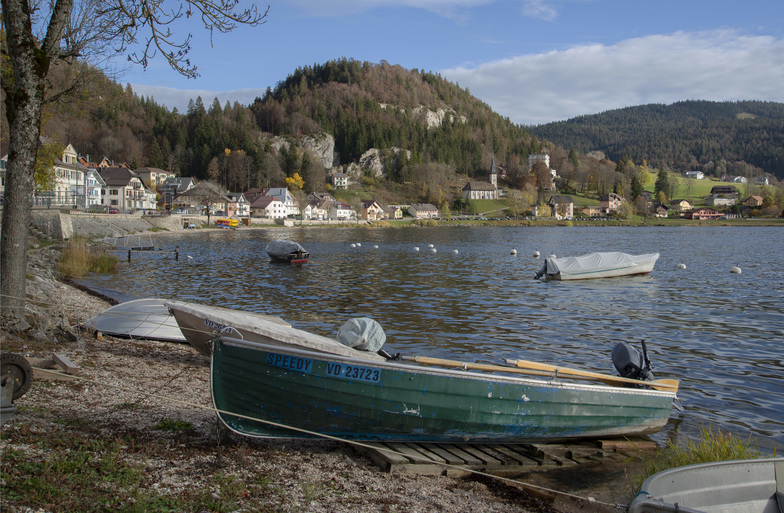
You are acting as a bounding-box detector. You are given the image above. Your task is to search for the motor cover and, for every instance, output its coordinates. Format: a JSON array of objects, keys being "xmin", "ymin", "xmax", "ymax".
[{"xmin": 612, "ymin": 342, "xmax": 646, "ymax": 379}]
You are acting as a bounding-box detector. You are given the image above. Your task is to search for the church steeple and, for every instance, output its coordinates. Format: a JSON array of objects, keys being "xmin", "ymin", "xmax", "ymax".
[{"xmin": 490, "ymin": 156, "xmax": 497, "ymax": 187}]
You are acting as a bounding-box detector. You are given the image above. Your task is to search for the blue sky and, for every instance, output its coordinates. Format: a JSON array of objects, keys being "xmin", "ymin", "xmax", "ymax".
[{"xmin": 124, "ymin": 0, "xmax": 784, "ymax": 125}]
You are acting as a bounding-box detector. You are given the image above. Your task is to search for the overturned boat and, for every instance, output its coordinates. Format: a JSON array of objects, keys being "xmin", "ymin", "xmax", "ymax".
[
  {"xmin": 265, "ymin": 240, "xmax": 309, "ymax": 264},
  {"xmin": 86, "ymin": 298, "xmax": 186, "ymax": 343},
  {"xmin": 534, "ymin": 251, "xmax": 660, "ymax": 281}
]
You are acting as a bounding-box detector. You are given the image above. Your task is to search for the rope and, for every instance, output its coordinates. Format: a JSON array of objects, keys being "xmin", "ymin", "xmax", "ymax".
[{"xmin": 29, "ymin": 365, "xmax": 621, "ymax": 510}]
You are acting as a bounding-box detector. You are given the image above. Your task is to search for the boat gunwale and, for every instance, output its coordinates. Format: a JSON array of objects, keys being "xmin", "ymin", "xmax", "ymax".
[{"xmin": 214, "ymin": 335, "xmax": 677, "ymax": 398}]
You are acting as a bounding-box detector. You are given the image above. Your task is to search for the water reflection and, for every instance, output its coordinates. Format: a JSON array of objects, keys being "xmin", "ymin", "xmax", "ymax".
[{"xmin": 82, "ymin": 226, "xmax": 784, "ymax": 450}]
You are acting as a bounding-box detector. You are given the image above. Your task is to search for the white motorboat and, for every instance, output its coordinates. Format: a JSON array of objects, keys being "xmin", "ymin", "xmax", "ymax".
[{"xmin": 534, "ymin": 251, "xmax": 660, "ymax": 281}]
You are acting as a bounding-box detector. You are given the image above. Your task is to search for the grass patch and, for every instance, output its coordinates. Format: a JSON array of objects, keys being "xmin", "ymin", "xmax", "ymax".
[
  {"xmin": 58, "ymin": 239, "xmax": 118, "ymax": 278},
  {"xmin": 631, "ymin": 425, "xmax": 763, "ymax": 494}
]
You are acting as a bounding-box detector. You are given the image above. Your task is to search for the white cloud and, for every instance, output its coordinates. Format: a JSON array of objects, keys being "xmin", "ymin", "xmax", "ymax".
[{"xmin": 441, "ymin": 30, "xmax": 784, "ymax": 125}]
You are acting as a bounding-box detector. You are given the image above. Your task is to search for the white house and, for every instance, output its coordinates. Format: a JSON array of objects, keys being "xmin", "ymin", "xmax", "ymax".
[
  {"xmin": 52, "ymin": 143, "xmax": 89, "ymax": 207},
  {"xmin": 328, "ymin": 201, "xmax": 355, "ymax": 220},
  {"xmin": 250, "ymin": 195, "xmax": 287, "ymax": 218},
  {"xmin": 85, "ymin": 169, "xmax": 105, "ymax": 208},
  {"xmin": 265, "ymin": 187, "xmax": 300, "ymax": 217},
  {"xmin": 331, "ymin": 172, "xmax": 349, "ymax": 189}
]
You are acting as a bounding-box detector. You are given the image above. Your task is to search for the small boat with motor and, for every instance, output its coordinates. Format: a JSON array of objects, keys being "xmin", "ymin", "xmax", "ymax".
[
  {"xmin": 265, "ymin": 240, "xmax": 309, "ymax": 264},
  {"xmin": 174, "ymin": 299, "xmax": 681, "ymax": 442},
  {"xmin": 629, "ymin": 457, "xmax": 784, "ymax": 513},
  {"xmin": 534, "ymin": 251, "xmax": 659, "ymax": 281}
]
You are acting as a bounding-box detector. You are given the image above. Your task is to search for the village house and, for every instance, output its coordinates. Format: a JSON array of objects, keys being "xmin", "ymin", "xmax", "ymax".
[
  {"xmin": 651, "ymin": 203, "xmax": 670, "ymax": 218},
  {"xmin": 84, "ymin": 169, "xmax": 106, "ymax": 209},
  {"xmin": 160, "ymin": 177, "xmax": 197, "ymax": 210},
  {"xmin": 265, "ymin": 187, "xmax": 300, "ymax": 217},
  {"xmin": 686, "ymin": 207, "xmax": 724, "ymax": 220},
  {"xmin": 707, "ymin": 185, "xmax": 739, "ymax": 207},
  {"xmin": 249, "ymin": 195, "xmax": 287, "ymax": 218},
  {"xmin": 670, "ymin": 199, "xmax": 692, "ymax": 213},
  {"xmin": 135, "ymin": 167, "xmax": 177, "ymax": 191},
  {"xmin": 683, "ymin": 171, "xmax": 705, "ymax": 180},
  {"xmin": 548, "ymin": 195, "xmax": 574, "ymax": 220},
  {"xmin": 99, "ymin": 167, "xmax": 150, "ymax": 212},
  {"xmin": 741, "ymin": 196, "xmax": 763, "ymax": 208},
  {"xmin": 360, "ymin": 200, "xmax": 384, "ymax": 221},
  {"xmin": 329, "ymin": 201, "xmax": 355, "ymax": 220},
  {"xmin": 50, "ymin": 143, "xmax": 90, "ymax": 207},
  {"xmin": 408, "ymin": 203, "xmax": 439, "ymax": 219},
  {"xmin": 599, "ymin": 192, "xmax": 624, "ymax": 213},
  {"xmin": 386, "ymin": 205, "xmax": 403, "ymax": 220},
  {"xmin": 331, "ymin": 172, "xmax": 349, "ymax": 189},
  {"xmin": 226, "ymin": 193, "xmax": 250, "ymax": 217},
  {"xmin": 581, "ymin": 205, "xmax": 603, "ymax": 218}
]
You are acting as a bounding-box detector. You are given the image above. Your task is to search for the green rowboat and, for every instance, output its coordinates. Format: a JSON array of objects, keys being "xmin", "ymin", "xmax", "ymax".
[{"xmin": 211, "ymin": 336, "xmax": 678, "ymax": 443}]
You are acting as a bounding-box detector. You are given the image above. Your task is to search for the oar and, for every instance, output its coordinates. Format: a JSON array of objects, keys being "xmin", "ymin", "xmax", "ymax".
[
  {"xmin": 505, "ymin": 358, "xmax": 679, "ymax": 393},
  {"xmin": 401, "ymin": 355, "xmax": 679, "ymax": 393},
  {"xmin": 401, "ymin": 355, "xmax": 554, "ymax": 378}
]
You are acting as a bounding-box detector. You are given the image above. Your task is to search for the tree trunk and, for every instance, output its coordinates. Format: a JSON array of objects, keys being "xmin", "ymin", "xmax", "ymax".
[{"xmin": 0, "ymin": 0, "xmax": 62, "ymax": 319}]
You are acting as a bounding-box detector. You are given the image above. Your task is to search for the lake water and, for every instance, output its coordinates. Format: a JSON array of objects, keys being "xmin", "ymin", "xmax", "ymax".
[{"xmin": 81, "ymin": 226, "xmax": 784, "ymax": 451}]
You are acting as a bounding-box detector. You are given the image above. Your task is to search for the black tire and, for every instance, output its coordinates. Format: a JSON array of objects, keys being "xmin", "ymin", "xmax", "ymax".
[{"xmin": 1, "ymin": 353, "xmax": 33, "ymax": 401}]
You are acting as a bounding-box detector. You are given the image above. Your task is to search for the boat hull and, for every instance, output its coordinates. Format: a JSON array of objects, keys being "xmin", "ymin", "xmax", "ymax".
[
  {"xmin": 211, "ymin": 337, "xmax": 676, "ymax": 443},
  {"xmin": 630, "ymin": 457, "xmax": 784, "ymax": 513},
  {"xmin": 87, "ymin": 298, "xmax": 186, "ymax": 343}
]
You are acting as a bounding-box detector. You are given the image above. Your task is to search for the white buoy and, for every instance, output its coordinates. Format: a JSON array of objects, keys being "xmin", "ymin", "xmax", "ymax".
[
  {"xmin": 414, "ymin": 247, "xmax": 420, "ymax": 252},
  {"xmin": 452, "ymin": 249, "xmax": 459, "ymax": 254},
  {"xmin": 356, "ymin": 242, "xmax": 361, "ymax": 247},
  {"xmin": 676, "ymin": 263, "xmax": 686, "ymax": 270},
  {"xmin": 533, "ymin": 251, "xmax": 540, "ymax": 258},
  {"xmin": 428, "ymin": 243, "xmax": 434, "ymax": 248},
  {"xmin": 549, "ymin": 254, "xmax": 557, "ymax": 259},
  {"xmin": 731, "ymin": 266, "xmax": 742, "ymax": 274},
  {"xmin": 430, "ymin": 248, "xmax": 437, "ymax": 253},
  {"xmin": 510, "ymin": 249, "xmax": 517, "ymax": 255},
  {"xmin": 350, "ymin": 243, "xmax": 356, "ymax": 248},
  {"xmin": 373, "ymin": 245, "xmax": 379, "ymax": 249}
]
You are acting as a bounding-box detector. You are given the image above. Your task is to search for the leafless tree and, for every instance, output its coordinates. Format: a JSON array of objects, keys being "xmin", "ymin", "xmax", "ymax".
[{"xmin": 1, "ymin": 0, "xmax": 268, "ymax": 317}]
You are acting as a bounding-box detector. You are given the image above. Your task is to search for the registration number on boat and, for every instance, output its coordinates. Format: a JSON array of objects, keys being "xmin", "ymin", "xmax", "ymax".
[{"xmin": 325, "ymin": 363, "xmax": 380, "ymax": 383}]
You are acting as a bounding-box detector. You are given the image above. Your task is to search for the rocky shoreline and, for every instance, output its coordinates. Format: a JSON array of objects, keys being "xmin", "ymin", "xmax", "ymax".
[{"xmin": 1, "ymin": 246, "xmax": 629, "ymax": 512}]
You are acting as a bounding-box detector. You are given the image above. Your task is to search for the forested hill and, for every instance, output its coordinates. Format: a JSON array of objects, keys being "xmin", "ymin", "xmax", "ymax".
[
  {"xmin": 529, "ymin": 100, "xmax": 784, "ymax": 180},
  {"xmin": 33, "ymin": 58, "xmax": 543, "ymax": 196}
]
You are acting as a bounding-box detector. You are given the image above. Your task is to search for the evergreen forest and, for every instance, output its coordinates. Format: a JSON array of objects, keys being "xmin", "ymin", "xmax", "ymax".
[{"xmin": 529, "ymin": 101, "xmax": 784, "ymax": 181}]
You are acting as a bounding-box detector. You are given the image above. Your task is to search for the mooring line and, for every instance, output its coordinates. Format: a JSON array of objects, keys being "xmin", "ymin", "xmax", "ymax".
[{"xmin": 27, "ymin": 366, "xmax": 622, "ymax": 510}]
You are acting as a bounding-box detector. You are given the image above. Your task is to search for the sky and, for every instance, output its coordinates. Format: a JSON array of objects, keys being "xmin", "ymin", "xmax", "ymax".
[{"xmin": 122, "ymin": 0, "xmax": 784, "ymax": 126}]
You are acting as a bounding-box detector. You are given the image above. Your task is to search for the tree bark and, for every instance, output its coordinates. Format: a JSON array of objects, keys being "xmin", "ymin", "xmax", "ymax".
[{"xmin": 1, "ymin": 0, "xmax": 73, "ymax": 319}]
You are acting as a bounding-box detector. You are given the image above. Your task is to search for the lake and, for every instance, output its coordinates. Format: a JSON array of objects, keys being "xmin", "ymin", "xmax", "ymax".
[{"xmin": 81, "ymin": 225, "xmax": 784, "ymax": 451}]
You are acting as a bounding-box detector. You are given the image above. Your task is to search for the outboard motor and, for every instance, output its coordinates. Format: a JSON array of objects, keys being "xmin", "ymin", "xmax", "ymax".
[{"xmin": 612, "ymin": 340, "xmax": 654, "ymax": 382}]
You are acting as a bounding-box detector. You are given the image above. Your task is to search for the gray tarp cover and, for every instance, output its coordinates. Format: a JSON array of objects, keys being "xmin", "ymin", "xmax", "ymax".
[
  {"xmin": 336, "ymin": 318, "xmax": 386, "ymax": 352},
  {"xmin": 265, "ymin": 240, "xmax": 306, "ymax": 257},
  {"xmin": 546, "ymin": 251, "xmax": 659, "ymax": 274}
]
